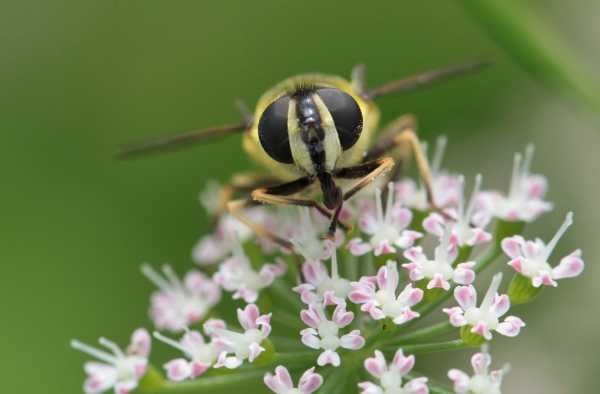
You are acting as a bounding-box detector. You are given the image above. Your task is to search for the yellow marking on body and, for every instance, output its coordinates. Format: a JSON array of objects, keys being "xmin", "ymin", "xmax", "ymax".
[
  {"xmin": 310, "ymin": 93, "xmax": 342, "ymax": 172},
  {"xmin": 287, "ymin": 99, "xmax": 314, "ymax": 175}
]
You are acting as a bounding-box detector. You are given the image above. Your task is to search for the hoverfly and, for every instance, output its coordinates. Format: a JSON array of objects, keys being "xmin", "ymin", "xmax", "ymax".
[{"xmin": 118, "ymin": 61, "xmax": 488, "ymax": 249}]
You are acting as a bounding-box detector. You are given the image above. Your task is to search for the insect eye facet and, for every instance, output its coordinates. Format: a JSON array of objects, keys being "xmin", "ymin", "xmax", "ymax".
[
  {"xmin": 258, "ymin": 95, "xmax": 293, "ymax": 164},
  {"xmin": 316, "ymin": 87, "xmax": 363, "ymax": 150}
]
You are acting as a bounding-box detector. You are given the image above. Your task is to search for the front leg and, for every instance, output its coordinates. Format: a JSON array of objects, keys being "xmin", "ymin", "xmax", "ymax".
[
  {"xmin": 364, "ymin": 119, "xmax": 434, "ymax": 207},
  {"xmin": 327, "ymin": 157, "xmax": 395, "ymax": 235}
]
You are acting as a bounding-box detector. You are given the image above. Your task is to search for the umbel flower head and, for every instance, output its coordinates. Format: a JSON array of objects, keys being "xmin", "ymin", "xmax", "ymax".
[
  {"xmin": 211, "ymin": 303, "xmax": 272, "ymax": 368},
  {"xmin": 423, "ymin": 174, "xmax": 492, "ymax": 247},
  {"xmin": 350, "ymin": 260, "xmax": 423, "ymax": 324},
  {"xmin": 295, "ymin": 252, "xmax": 351, "ymax": 305},
  {"xmin": 71, "ymin": 137, "xmax": 586, "ymax": 393},
  {"xmin": 359, "ymin": 348, "xmax": 428, "ymax": 394},
  {"xmin": 152, "ymin": 322, "xmax": 224, "ymax": 381},
  {"xmin": 213, "ymin": 239, "xmax": 286, "ymax": 303},
  {"xmin": 395, "ymin": 135, "xmax": 462, "ymax": 210},
  {"xmin": 444, "ymin": 273, "xmax": 525, "ymax": 340},
  {"xmin": 480, "ymin": 144, "xmax": 552, "ymax": 222},
  {"xmin": 300, "ymin": 300, "xmax": 365, "ymax": 366},
  {"xmin": 70, "ymin": 328, "xmax": 151, "ymax": 394},
  {"xmin": 264, "ymin": 366, "xmax": 323, "ymax": 394},
  {"xmin": 502, "ymin": 212, "xmax": 584, "ymax": 288},
  {"xmin": 348, "ymin": 182, "xmax": 422, "ymax": 256},
  {"xmin": 403, "ymin": 229, "xmax": 476, "ymax": 291},
  {"xmin": 448, "ymin": 345, "xmax": 509, "ymax": 394},
  {"xmin": 141, "ymin": 264, "xmax": 221, "ymax": 332}
]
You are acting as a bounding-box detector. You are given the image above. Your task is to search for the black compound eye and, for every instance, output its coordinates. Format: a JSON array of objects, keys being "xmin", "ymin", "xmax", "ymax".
[
  {"xmin": 316, "ymin": 87, "xmax": 363, "ymax": 150},
  {"xmin": 258, "ymin": 95, "xmax": 293, "ymax": 164}
]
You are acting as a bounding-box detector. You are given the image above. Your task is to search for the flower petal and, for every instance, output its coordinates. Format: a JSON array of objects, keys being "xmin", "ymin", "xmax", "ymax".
[
  {"xmin": 552, "ymin": 250, "xmax": 584, "ymax": 280},
  {"xmin": 317, "ymin": 350, "xmax": 341, "ymax": 367},
  {"xmin": 298, "ymin": 367, "xmax": 324, "ymax": 394},
  {"xmin": 164, "ymin": 359, "xmax": 192, "ymax": 381},
  {"xmin": 454, "ymin": 285, "xmax": 477, "ymax": 310},
  {"xmin": 340, "ymin": 330, "xmax": 365, "ymax": 350}
]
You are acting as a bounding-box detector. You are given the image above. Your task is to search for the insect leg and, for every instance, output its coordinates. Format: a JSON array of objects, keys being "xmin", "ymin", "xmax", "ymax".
[
  {"xmin": 363, "ymin": 121, "xmax": 434, "ymax": 207},
  {"xmin": 227, "ymin": 176, "xmax": 344, "ymax": 249},
  {"xmin": 214, "ymin": 172, "xmax": 280, "ymax": 218},
  {"xmin": 226, "ymin": 198, "xmax": 294, "ymax": 250},
  {"xmin": 327, "ymin": 157, "xmax": 395, "ymax": 235},
  {"xmin": 251, "ymin": 177, "xmax": 352, "ymax": 232}
]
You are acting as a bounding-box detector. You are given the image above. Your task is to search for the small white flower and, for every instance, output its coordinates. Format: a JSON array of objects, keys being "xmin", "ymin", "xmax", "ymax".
[
  {"xmin": 288, "ymin": 207, "xmax": 342, "ymax": 260},
  {"xmin": 213, "ymin": 240, "xmax": 286, "ymax": 303},
  {"xmin": 359, "ymin": 348, "xmax": 429, "ymax": 394},
  {"xmin": 192, "ymin": 209, "xmax": 274, "ymax": 265},
  {"xmin": 348, "ymin": 183, "xmax": 421, "ymax": 256},
  {"xmin": 211, "ymin": 304, "xmax": 272, "ymax": 369},
  {"xmin": 349, "ymin": 261, "xmax": 423, "ymax": 324},
  {"xmin": 395, "ymin": 135, "xmax": 462, "ymax": 211},
  {"xmin": 71, "ymin": 328, "xmax": 151, "ymax": 394},
  {"xmin": 403, "ymin": 230, "xmax": 476, "ymax": 291},
  {"xmin": 264, "ymin": 366, "xmax": 324, "ymax": 394},
  {"xmin": 448, "ymin": 346, "xmax": 509, "ymax": 394},
  {"xmin": 198, "ymin": 180, "xmax": 224, "ymax": 215},
  {"xmin": 153, "ymin": 322, "xmax": 224, "ymax": 381},
  {"xmin": 294, "ymin": 252, "xmax": 351, "ymax": 305},
  {"xmin": 423, "ymin": 174, "xmax": 492, "ymax": 247},
  {"xmin": 141, "ymin": 264, "xmax": 221, "ymax": 332},
  {"xmin": 479, "ymin": 144, "xmax": 552, "ymax": 222},
  {"xmin": 443, "ymin": 273, "xmax": 525, "ymax": 340},
  {"xmin": 300, "ymin": 301, "xmax": 364, "ymax": 367},
  {"xmin": 502, "ymin": 212, "xmax": 584, "ymax": 287}
]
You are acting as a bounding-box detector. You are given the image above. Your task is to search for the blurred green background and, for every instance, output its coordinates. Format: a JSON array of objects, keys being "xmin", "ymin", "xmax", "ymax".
[{"xmin": 2, "ymin": 1, "xmax": 598, "ymax": 393}]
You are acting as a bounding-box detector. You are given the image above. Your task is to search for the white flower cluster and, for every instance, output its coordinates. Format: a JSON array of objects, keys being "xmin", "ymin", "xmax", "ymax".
[{"xmin": 71, "ymin": 141, "xmax": 584, "ymax": 394}]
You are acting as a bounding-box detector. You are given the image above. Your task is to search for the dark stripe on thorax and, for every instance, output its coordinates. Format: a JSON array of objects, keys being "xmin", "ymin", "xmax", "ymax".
[{"xmin": 294, "ymin": 91, "xmax": 326, "ymax": 173}]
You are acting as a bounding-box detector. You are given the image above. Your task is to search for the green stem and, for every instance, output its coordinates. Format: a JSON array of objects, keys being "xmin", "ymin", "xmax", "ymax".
[
  {"xmin": 269, "ymin": 280, "xmax": 304, "ymax": 311},
  {"xmin": 474, "ymin": 244, "xmax": 502, "ymax": 273},
  {"xmin": 270, "ymin": 335, "xmax": 305, "ymax": 352},
  {"xmin": 344, "ymin": 251, "xmax": 359, "ymax": 281},
  {"xmin": 270, "ymin": 306, "xmax": 304, "ymax": 331},
  {"xmin": 384, "ymin": 321, "xmax": 455, "ymax": 346},
  {"xmin": 384, "ymin": 339, "xmax": 473, "ymax": 355},
  {"xmin": 318, "ymin": 368, "xmax": 345, "ymax": 394}
]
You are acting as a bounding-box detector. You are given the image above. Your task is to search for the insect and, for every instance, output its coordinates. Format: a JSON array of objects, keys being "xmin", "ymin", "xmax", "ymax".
[{"xmin": 118, "ymin": 61, "xmax": 488, "ymax": 249}]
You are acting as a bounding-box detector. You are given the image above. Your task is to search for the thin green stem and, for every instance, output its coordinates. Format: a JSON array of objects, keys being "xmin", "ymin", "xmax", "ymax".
[
  {"xmin": 384, "ymin": 321, "xmax": 455, "ymax": 346},
  {"xmin": 344, "ymin": 251, "xmax": 359, "ymax": 281},
  {"xmin": 269, "ymin": 280, "xmax": 304, "ymax": 311},
  {"xmin": 474, "ymin": 244, "xmax": 501, "ymax": 274},
  {"xmin": 270, "ymin": 305, "xmax": 304, "ymax": 331},
  {"xmin": 270, "ymin": 336, "xmax": 305, "ymax": 352},
  {"xmin": 283, "ymin": 254, "xmax": 301, "ymax": 286},
  {"xmin": 318, "ymin": 368, "xmax": 345, "ymax": 394},
  {"xmin": 384, "ymin": 339, "xmax": 473, "ymax": 355}
]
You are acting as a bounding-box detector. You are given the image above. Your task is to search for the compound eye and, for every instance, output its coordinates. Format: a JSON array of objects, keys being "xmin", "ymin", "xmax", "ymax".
[
  {"xmin": 258, "ymin": 95, "xmax": 294, "ymax": 164},
  {"xmin": 316, "ymin": 87, "xmax": 363, "ymax": 150}
]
